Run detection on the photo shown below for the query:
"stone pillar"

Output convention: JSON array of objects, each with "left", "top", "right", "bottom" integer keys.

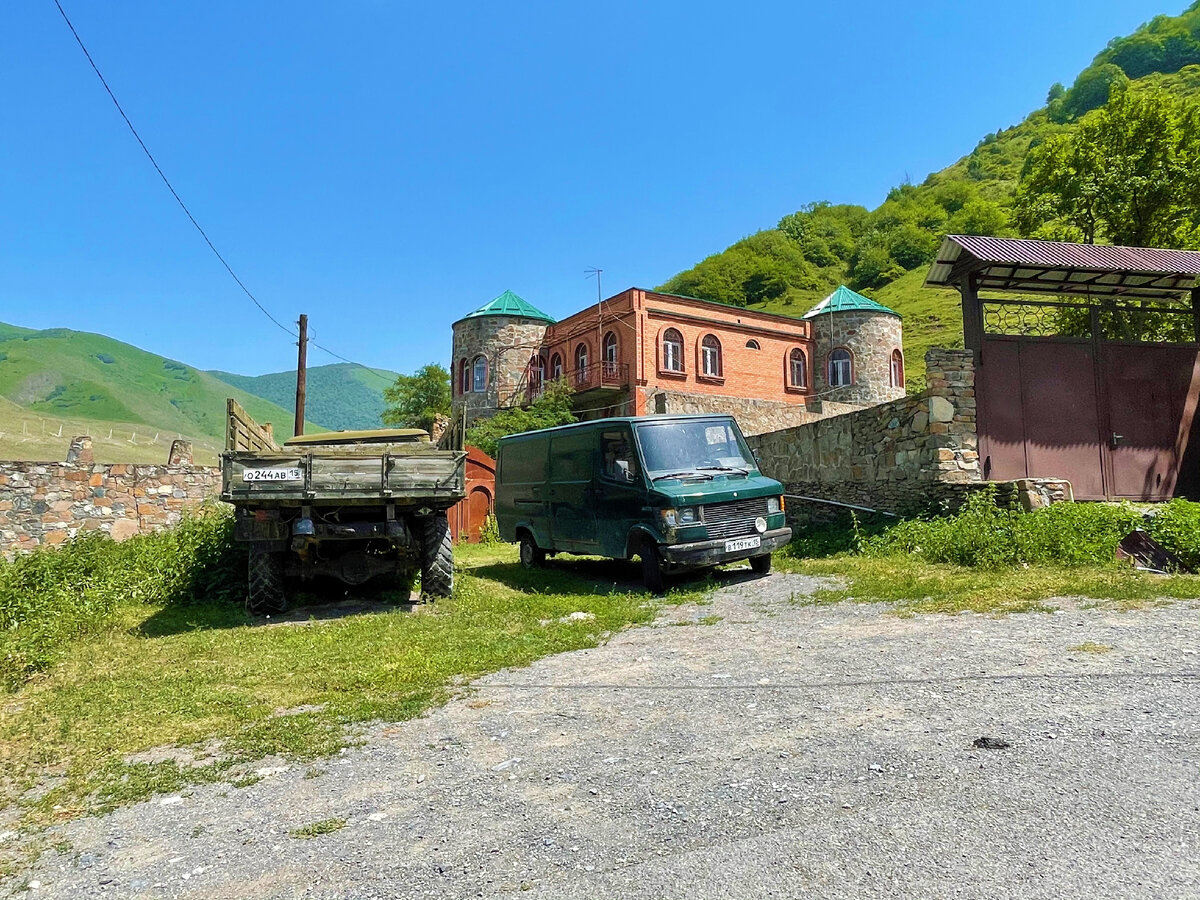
[
  {"left": 66, "top": 435, "right": 94, "bottom": 465},
  {"left": 168, "top": 440, "right": 194, "bottom": 466}
]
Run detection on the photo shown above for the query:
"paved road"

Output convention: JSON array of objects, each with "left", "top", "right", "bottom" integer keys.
[{"left": 15, "top": 573, "right": 1200, "bottom": 899}]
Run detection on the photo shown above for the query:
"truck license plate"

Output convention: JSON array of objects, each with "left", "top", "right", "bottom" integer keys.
[
  {"left": 242, "top": 467, "right": 303, "bottom": 482},
  {"left": 724, "top": 536, "right": 761, "bottom": 553}
]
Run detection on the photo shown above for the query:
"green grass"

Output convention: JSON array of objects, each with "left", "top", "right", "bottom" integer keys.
[
  {"left": 1070, "top": 641, "right": 1113, "bottom": 653},
  {"left": 0, "top": 541, "right": 703, "bottom": 833},
  {"left": 0, "top": 321, "right": 324, "bottom": 462},
  {"left": 289, "top": 818, "right": 347, "bottom": 839}
]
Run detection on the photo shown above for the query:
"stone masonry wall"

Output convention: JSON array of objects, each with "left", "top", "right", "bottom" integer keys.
[
  {"left": 451, "top": 315, "right": 549, "bottom": 424},
  {"left": 810, "top": 310, "right": 905, "bottom": 405},
  {"left": 648, "top": 388, "right": 865, "bottom": 437},
  {"left": 745, "top": 349, "right": 979, "bottom": 513},
  {"left": 0, "top": 436, "right": 220, "bottom": 555}
]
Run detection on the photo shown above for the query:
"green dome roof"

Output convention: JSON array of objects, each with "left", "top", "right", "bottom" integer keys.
[
  {"left": 802, "top": 285, "right": 901, "bottom": 320},
  {"left": 455, "top": 289, "right": 556, "bottom": 325}
]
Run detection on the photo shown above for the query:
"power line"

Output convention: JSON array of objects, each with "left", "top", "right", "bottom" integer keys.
[
  {"left": 52, "top": 0, "right": 296, "bottom": 339},
  {"left": 53, "top": 0, "right": 402, "bottom": 390}
]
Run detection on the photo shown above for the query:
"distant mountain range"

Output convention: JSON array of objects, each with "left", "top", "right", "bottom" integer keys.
[{"left": 0, "top": 320, "right": 397, "bottom": 464}]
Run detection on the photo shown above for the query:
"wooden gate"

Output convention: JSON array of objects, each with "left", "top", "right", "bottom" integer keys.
[{"left": 976, "top": 299, "right": 1200, "bottom": 500}]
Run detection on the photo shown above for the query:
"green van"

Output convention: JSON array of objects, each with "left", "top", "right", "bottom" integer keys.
[{"left": 494, "top": 415, "right": 791, "bottom": 591}]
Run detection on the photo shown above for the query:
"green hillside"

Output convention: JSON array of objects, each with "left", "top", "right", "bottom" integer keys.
[
  {"left": 659, "top": 3, "right": 1200, "bottom": 386},
  {"left": 0, "top": 322, "right": 320, "bottom": 464},
  {"left": 208, "top": 362, "right": 398, "bottom": 432}
]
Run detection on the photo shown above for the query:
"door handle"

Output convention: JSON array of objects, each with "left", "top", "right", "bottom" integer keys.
[{"left": 1111, "top": 432, "right": 1124, "bottom": 448}]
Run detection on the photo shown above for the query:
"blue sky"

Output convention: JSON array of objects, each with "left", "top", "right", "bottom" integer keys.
[{"left": 0, "top": 1, "right": 1174, "bottom": 376}]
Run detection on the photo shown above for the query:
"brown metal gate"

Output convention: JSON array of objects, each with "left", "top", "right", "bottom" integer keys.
[{"left": 977, "top": 300, "right": 1200, "bottom": 500}]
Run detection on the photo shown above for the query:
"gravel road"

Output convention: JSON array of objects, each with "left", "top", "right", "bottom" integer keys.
[{"left": 12, "top": 571, "right": 1200, "bottom": 899}]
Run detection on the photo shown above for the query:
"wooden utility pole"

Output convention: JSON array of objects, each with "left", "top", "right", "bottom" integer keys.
[{"left": 294, "top": 314, "right": 308, "bottom": 437}]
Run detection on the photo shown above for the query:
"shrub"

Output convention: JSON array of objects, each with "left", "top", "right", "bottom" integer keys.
[
  {"left": 478, "top": 514, "right": 501, "bottom": 545},
  {"left": 0, "top": 505, "right": 243, "bottom": 689},
  {"left": 1144, "top": 499, "right": 1200, "bottom": 571}
]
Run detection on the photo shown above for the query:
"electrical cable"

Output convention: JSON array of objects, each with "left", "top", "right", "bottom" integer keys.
[{"left": 53, "top": 0, "right": 401, "bottom": 387}]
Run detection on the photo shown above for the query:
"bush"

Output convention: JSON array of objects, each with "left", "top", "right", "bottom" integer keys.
[
  {"left": 1144, "top": 499, "right": 1200, "bottom": 571},
  {"left": 0, "top": 505, "right": 243, "bottom": 689}
]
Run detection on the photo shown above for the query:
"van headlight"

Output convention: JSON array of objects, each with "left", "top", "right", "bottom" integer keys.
[
  {"left": 766, "top": 496, "right": 782, "bottom": 515},
  {"left": 678, "top": 506, "right": 698, "bottom": 524}
]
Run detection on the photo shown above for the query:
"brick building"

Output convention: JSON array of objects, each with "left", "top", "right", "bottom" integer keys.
[{"left": 451, "top": 286, "right": 903, "bottom": 435}]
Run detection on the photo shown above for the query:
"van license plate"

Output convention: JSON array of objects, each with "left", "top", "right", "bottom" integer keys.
[
  {"left": 242, "top": 467, "right": 303, "bottom": 482},
  {"left": 724, "top": 536, "right": 761, "bottom": 553}
]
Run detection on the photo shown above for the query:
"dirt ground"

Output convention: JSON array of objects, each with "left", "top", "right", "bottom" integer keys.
[{"left": 12, "top": 571, "right": 1200, "bottom": 899}]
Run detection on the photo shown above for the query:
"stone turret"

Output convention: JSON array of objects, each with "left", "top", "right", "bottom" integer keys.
[
  {"left": 803, "top": 285, "right": 905, "bottom": 405},
  {"left": 451, "top": 290, "right": 555, "bottom": 423}
]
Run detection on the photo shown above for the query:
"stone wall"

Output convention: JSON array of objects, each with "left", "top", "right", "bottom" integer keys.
[
  {"left": 0, "top": 437, "right": 220, "bottom": 555},
  {"left": 648, "top": 388, "right": 865, "bottom": 436},
  {"left": 746, "top": 349, "right": 979, "bottom": 513},
  {"left": 810, "top": 310, "right": 905, "bottom": 405},
  {"left": 451, "top": 315, "right": 549, "bottom": 423}
]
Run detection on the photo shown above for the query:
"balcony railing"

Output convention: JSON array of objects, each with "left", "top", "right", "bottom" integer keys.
[{"left": 527, "top": 362, "right": 630, "bottom": 401}]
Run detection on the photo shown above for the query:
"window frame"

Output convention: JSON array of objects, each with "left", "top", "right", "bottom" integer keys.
[
  {"left": 745, "top": 339, "right": 761, "bottom": 350},
  {"left": 827, "top": 347, "right": 853, "bottom": 388},
  {"left": 574, "top": 342, "right": 589, "bottom": 383},
  {"left": 472, "top": 355, "right": 488, "bottom": 393},
  {"left": 890, "top": 349, "right": 905, "bottom": 388},
  {"left": 699, "top": 333, "right": 723, "bottom": 380},
  {"left": 660, "top": 327, "right": 685, "bottom": 375},
  {"left": 787, "top": 347, "right": 808, "bottom": 392},
  {"left": 459, "top": 359, "right": 471, "bottom": 395}
]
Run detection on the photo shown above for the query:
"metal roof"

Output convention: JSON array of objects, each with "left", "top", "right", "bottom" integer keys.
[
  {"left": 455, "top": 289, "right": 556, "bottom": 325},
  {"left": 926, "top": 235, "right": 1200, "bottom": 300},
  {"left": 802, "top": 285, "right": 900, "bottom": 319}
]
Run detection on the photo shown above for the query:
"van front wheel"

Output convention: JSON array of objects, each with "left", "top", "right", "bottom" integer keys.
[
  {"left": 519, "top": 533, "right": 546, "bottom": 569},
  {"left": 641, "top": 542, "right": 666, "bottom": 594}
]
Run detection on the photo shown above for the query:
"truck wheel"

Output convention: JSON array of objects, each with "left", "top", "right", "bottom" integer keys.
[
  {"left": 519, "top": 532, "right": 546, "bottom": 568},
  {"left": 247, "top": 544, "right": 287, "bottom": 614},
  {"left": 641, "top": 541, "right": 666, "bottom": 595},
  {"left": 420, "top": 512, "right": 454, "bottom": 601},
  {"left": 750, "top": 553, "right": 772, "bottom": 575}
]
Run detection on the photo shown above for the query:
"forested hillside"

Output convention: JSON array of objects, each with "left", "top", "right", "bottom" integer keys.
[
  {"left": 659, "top": 3, "right": 1200, "bottom": 384},
  {"left": 208, "top": 363, "right": 397, "bottom": 432}
]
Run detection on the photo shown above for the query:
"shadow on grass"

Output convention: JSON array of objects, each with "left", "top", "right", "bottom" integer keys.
[
  {"left": 469, "top": 554, "right": 766, "bottom": 597},
  {"left": 135, "top": 579, "right": 417, "bottom": 638}
]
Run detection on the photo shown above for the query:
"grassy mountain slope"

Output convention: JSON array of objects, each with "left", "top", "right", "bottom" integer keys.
[
  {"left": 208, "top": 363, "right": 397, "bottom": 432},
  {"left": 0, "top": 323, "right": 320, "bottom": 464},
  {"left": 659, "top": 4, "right": 1200, "bottom": 385}
]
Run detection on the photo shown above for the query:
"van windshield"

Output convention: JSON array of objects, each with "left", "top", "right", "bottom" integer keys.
[{"left": 635, "top": 419, "right": 755, "bottom": 480}]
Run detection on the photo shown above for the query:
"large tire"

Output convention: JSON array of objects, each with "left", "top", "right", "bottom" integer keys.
[
  {"left": 749, "top": 553, "right": 772, "bottom": 575},
  {"left": 519, "top": 532, "right": 546, "bottom": 569},
  {"left": 419, "top": 512, "right": 454, "bottom": 601},
  {"left": 247, "top": 544, "right": 287, "bottom": 614},
  {"left": 641, "top": 541, "right": 666, "bottom": 595}
]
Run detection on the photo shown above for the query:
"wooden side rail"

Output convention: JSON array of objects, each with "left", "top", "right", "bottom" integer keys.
[{"left": 226, "top": 398, "right": 280, "bottom": 453}]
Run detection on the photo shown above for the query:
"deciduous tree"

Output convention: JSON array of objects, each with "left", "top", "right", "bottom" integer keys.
[{"left": 382, "top": 363, "right": 450, "bottom": 433}]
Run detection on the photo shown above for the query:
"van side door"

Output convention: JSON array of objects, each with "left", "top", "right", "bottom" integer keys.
[
  {"left": 595, "top": 426, "right": 646, "bottom": 559},
  {"left": 496, "top": 437, "right": 550, "bottom": 546},
  {"left": 549, "top": 429, "right": 598, "bottom": 550}
]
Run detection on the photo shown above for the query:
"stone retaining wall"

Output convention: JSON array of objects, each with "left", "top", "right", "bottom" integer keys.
[
  {"left": 746, "top": 349, "right": 980, "bottom": 514},
  {"left": 649, "top": 389, "right": 866, "bottom": 436},
  {"left": 0, "top": 437, "right": 221, "bottom": 555}
]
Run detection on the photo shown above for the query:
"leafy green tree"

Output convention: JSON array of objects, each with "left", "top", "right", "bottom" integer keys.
[
  {"left": 1017, "top": 86, "right": 1200, "bottom": 247},
  {"left": 1060, "top": 63, "right": 1129, "bottom": 119},
  {"left": 382, "top": 363, "right": 450, "bottom": 433},
  {"left": 948, "top": 198, "right": 1009, "bottom": 236},
  {"left": 465, "top": 380, "right": 576, "bottom": 458}
]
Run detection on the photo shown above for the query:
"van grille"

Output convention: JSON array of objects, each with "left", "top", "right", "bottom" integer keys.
[{"left": 702, "top": 497, "right": 769, "bottom": 540}]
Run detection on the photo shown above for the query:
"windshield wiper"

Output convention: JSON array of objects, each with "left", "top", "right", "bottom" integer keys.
[
  {"left": 696, "top": 465, "right": 749, "bottom": 475},
  {"left": 651, "top": 471, "right": 714, "bottom": 482}
]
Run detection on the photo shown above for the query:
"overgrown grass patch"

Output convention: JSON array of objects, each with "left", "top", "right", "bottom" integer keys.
[
  {"left": 289, "top": 817, "right": 346, "bottom": 839},
  {"left": 0, "top": 541, "right": 700, "bottom": 833}
]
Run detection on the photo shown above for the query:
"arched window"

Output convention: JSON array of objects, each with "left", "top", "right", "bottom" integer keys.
[
  {"left": 789, "top": 348, "right": 808, "bottom": 389},
  {"left": 661, "top": 328, "right": 684, "bottom": 372},
  {"left": 472, "top": 355, "right": 488, "bottom": 393},
  {"left": 531, "top": 354, "right": 546, "bottom": 387},
  {"left": 700, "top": 334, "right": 722, "bottom": 377},
  {"left": 550, "top": 352, "right": 563, "bottom": 380},
  {"left": 459, "top": 359, "right": 471, "bottom": 394},
  {"left": 602, "top": 331, "right": 618, "bottom": 376},
  {"left": 890, "top": 349, "right": 904, "bottom": 388},
  {"left": 575, "top": 342, "right": 589, "bottom": 382},
  {"left": 828, "top": 348, "right": 853, "bottom": 387},
  {"left": 746, "top": 339, "right": 760, "bottom": 350}
]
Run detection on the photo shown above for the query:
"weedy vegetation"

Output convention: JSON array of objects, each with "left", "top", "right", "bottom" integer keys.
[{"left": 288, "top": 818, "right": 347, "bottom": 840}]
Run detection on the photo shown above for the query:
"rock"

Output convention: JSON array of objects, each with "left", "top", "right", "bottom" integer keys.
[{"left": 972, "top": 736, "right": 1011, "bottom": 750}]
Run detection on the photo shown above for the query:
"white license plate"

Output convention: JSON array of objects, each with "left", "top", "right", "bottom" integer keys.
[
  {"left": 242, "top": 467, "right": 303, "bottom": 483},
  {"left": 724, "top": 536, "right": 761, "bottom": 553}
]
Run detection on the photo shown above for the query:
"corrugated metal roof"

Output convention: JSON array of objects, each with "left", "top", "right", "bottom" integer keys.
[
  {"left": 455, "top": 289, "right": 556, "bottom": 325},
  {"left": 927, "top": 235, "right": 1200, "bottom": 299},
  {"left": 801, "top": 284, "right": 901, "bottom": 319}
]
